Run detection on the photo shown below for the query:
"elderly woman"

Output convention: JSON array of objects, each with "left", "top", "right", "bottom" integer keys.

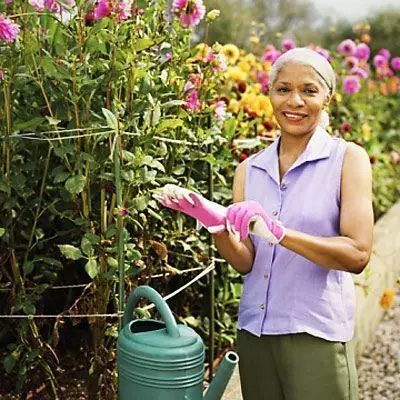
[{"left": 156, "top": 48, "right": 373, "bottom": 400}]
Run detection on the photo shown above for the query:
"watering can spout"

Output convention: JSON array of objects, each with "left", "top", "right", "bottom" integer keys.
[{"left": 204, "top": 351, "right": 239, "bottom": 400}]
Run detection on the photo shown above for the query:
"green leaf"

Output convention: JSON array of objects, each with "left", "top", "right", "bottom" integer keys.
[
  {"left": 54, "top": 144, "right": 75, "bottom": 158},
  {"left": 3, "top": 355, "right": 16, "bottom": 374},
  {"left": 53, "top": 171, "right": 70, "bottom": 184},
  {"left": 152, "top": 104, "right": 161, "bottom": 127},
  {"left": 134, "top": 38, "right": 154, "bottom": 52},
  {"left": 161, "top": 100, "right": 186, "bottom": 109},
  {"left": 0, "top": 228, "right": 5, "bottom": 237},
  {"left": 23, "top": 261, "right": 34, "bottom": 275},
  {"left": 102, "top": 108, "right": 118, "bottom": 130},
  {"left": 85, "top": 259, "right": 99, "bottom": 279},
  {"left": 65, "top": 175, "right": 86, "bottom": 195},
  {"left": 58, "top": 244, "right": 83, "bottom": 260},
  {"left": 156, "top": 118, "right": 184, "bottom": 133}
]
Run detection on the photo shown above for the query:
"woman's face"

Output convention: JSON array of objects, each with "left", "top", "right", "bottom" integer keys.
[{"left": 270, "top": 62, "right": 330, "bottom": 137}]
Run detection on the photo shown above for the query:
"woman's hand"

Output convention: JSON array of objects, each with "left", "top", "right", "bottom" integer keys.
[
  {"left": 153, "top": 184, "right": 227, "bottom": 234},
  {"left": 227, "top": 200, "right": 286, "bottom": 243}
]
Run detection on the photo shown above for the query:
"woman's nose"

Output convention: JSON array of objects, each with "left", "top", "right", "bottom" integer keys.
[{"left": 287, "top": 90, "right": 305, "bottom": 106}]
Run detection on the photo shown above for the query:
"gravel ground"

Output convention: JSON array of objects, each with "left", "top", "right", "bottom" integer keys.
[{"left": 358, "top": 295, "right": 400, "bottom": 400}]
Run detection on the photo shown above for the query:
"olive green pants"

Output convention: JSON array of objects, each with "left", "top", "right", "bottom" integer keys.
[{"left": 237, "top": 330, "right": 358, "bottom": 400}]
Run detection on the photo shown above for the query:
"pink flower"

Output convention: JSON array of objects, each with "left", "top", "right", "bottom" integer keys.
[
  {"left": 214, "top": 101, "right": 226, "bottom": 120},
  {"left": 44, "top": 0, "right": 59, "bottom": 12},
  {"left": 281, "top": 38, "right": 295, "bottom": 52},
  {"left": 94, "top": 0, "right": 112, "bottom": 19},
  {"left": 0, "top": 69, "right": 4, "bottom": 81},
  {"left": 343, "top": 76, "right": 361, "bottom": 94},
  {"left": 355, "top": 68, "right": 368, "bottom": 79},
  {"left": 391, "top": 57, "right": 400, "bottom": 71},
  {"left": 262, "top": 47, "right": 281, "bottom": 64},
  {"left": 378, "top": 48, "right": 391, "bottom": 60},
  {"left": 344, "top": 56, "right": 359, "bottom": 73},
  {"left": 212, "top": 52, "right": 227, "bottom": 72},
  {"left": 337, "top": 39, "right": 356, "bottom": 56},
  {"left": 29, "top": 0, "right": 44, "bottom": 11},
  {"left": 184, "top": 90, "right": 200, "bottom": 111},
  {"left": 0, "top": 16, "right": 20, "bottom": 42},
  {"left": 373, "top": 54, "right": 388, "bottom": 69},
  {"left": 376, "top": 66, "right": 394, "bottom": 79},
  {"left": 355, "top": 43, "right": 370, "bottom": 61},
  {"left": 115, "top": 1, "right": 132, "bottom": 20},
  {"left": 172, "top": 0, "right": 206, "bottom": 28},
  {"left": 315, "top": 47, "right": 330, "bottom": 61},
  {"left": 183, "top": 81, "right": 195, "bottom": 93}
]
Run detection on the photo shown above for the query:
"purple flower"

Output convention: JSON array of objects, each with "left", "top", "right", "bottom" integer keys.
[
  {"left": 337, "top": 39, "right": 356, "bottom": 56},
  {"left": 183, "top": 81, "right": 195, "bottom": 93},
  {"left": 119, "top": 208, "right": 128, "bottom": 216},
  {"left": 391, "top": 57, "right": 400, "bottom": 71},
  {"left": 281, "top": 38, "right": 296, "bottom": 52},
  {"left": 115, "top": 1, "right": 132, "bottom": 20},
  {"left": 0, "top": 16, "right": 19, "bottom": 42},
  {"left": 343, "top": 76, "right": 361, "bottom": 94},
  {"left": 373, "top": 54, "right": 388, "bottom": 69},
  {"left": 172, "top": 0, "right": 206, "bottom": 28},
  {"left": 378, "top": 48, "right": 391, "bottom": 60},
  {"left": 355, "top": 43, "right": 370, "bottom": 61},
  {"left": 344, "top": 56, "right": 359, "bottom": 73}
]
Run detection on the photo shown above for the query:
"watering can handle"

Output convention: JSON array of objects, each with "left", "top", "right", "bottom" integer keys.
[{"left": 123, "top": 285, "right": 180, "bottom": 338}]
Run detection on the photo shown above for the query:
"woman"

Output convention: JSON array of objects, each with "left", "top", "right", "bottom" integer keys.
[{"left": 156, "top": 48, "right": 373, "bottom": 399}]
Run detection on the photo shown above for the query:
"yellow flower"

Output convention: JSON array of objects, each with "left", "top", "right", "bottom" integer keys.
[
  {"left": 334, "top": 93, "right": 342, "bottom": 103},
  {"left": 250, "top": 36, "right": 260, "bottom": 44},
  {"left": 227, "top": 99, "right": 240, "bottom": 114},
  {"left": 222, "top": 44, "right": 240, "bottom": 65},
  {"left": 240, "top": 93, "right": 273, "bottom": 118},
  {"left": 238, "top": 60, "right": 251, "bottom": 73},
  {"left": 380, "top": 288, "right": 396, "bottom": 310},
  {"left": 187, "top": 43, "right": 209, "bottom": 62},
  {"left": 257, "top": 95, "right": 273, "bottom": 116},
  {"left": 227, "top": 66, "right": 247, "bottom": 82},
  {"left": 244, "top": 53, "right": 257, "bottom": 66},
  {"left": 361, "top": 123, "right": 371, "bottom": 140}
]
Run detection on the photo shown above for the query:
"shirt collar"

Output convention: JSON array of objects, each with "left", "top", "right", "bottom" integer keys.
[{"left": 251, "top": 126, "right": 333, "bottom": 184}]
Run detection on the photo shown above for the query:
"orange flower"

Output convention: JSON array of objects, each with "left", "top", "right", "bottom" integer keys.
[{"left": 380, "top": 288, "right": 396, "bottom": 310}]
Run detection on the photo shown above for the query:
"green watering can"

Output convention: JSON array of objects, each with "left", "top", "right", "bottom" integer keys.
[{"left": 118, "top": 285, "right": 239, "bottom": 400}]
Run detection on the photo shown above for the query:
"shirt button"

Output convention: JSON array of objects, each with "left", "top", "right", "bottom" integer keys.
[
  {"left": 269, "top": 242, "right": 273, "bottom": 247},
  {"left": 281, "top": 182, "right": 288, "bottom": 190},
  {"left": 264, "top": 273, "right": 269, "bottom": 279},
  {"left": 272, "top": 210, "right": 278, "bottom": 216},
  {"left": 260, "top": 304, "right": 265, "bottom": 310}
]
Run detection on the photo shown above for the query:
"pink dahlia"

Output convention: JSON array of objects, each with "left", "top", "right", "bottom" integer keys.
[
  {"left": 281, "top": 38, "right": 296, "bottom": 52},
  {"left": 355, "top": 43, "right": 370, "bottom": 61},
  {"left": 115, "top": 1, "right": 132, "bottom": 20},
  {"left": 391, "top": 57, "right": 400, "bottom": 71},
  {"left": 262, "top": 47, "right": 281, "bottom": 65},
  {"left": 172, "top": 0, "right": 206, "bottom": 28},
  {"left": 373, "top": 54, "right": 388, "bottom": 69},
  {"left": 344, "top": 56, "right": 359, "bottom": 73},
  {"left": 337, "top": 39, "right": 356, "bottom": 56},
  {"left": 0, "top": 16, "right": 20, "bottom": 42},
  {"left": 378, "top": 48, "right": 391, "bottom": 60},
  {"left": 343, "top": 76, "right": 361, "bottom": 94},
  {"left": 355, "top": 68, "right": 368, "bottom": 79},
  {"left": 315, "top": 47, "right": 330, "bottom": 61}
]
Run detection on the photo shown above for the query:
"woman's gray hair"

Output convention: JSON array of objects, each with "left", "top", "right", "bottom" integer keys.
[{"left": 269, "top": 48, "right": 336, "bottom": 129}]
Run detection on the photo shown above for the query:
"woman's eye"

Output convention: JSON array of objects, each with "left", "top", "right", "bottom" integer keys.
[
  {"left": 304, "top": 88, "right": 318, "bottom": 94},
  {"left": 277, "top": 87, "right": 289, "bottom": 92}
]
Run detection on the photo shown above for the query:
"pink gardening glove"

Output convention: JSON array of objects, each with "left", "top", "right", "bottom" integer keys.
[
  {"left": 153, "top": 184, "right": 227, "bottom": 234},
  {"left": 227, "top": 200, "right": 285, "bottom": 244}
]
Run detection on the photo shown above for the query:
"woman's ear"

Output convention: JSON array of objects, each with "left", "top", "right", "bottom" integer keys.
[{"left": 323, "top": 94, "right": 332, "bottom": 109}]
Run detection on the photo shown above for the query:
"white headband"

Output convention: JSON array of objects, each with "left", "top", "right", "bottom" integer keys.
[{"left": 269, "top": 48, "right": 336, "bottom": 95}]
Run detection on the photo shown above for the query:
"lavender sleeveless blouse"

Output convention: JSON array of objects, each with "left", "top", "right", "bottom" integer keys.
[{"left": 239, "top": 127, "right": 355, "bottom": 342}]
